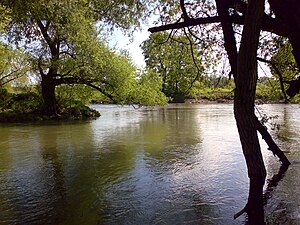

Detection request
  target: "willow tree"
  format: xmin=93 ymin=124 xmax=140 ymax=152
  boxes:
xmin=148 ymin=0 xmax=299 ymax=222
xmin=0 ymin=44 xmax=31 ymax=89
xmin=0 ymin=0 xmax=167 ymax=115
xmin=141 ymin=32 xmax=206 ymax=102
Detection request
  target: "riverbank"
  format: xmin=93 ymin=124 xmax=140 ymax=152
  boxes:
xmin=0 ymin=97 xmax=292 ymax=123
xmin=184 ymin=97 xmax=289 ymax=104
xmin=0 ymin=106 xmax=100 ymax=123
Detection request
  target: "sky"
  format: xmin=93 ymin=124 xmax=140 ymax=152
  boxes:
xmin=108 ymin=24 xmax=272 ymax=77
xmin=109 ymin=27 xmax=151 ymax=69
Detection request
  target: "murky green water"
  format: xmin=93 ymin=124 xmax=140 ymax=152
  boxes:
xmin=0 ymin=104 xmax=299 ymax=224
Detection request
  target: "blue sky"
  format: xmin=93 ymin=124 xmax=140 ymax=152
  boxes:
xmin=109 ymin=27 xmax=150 ymax=69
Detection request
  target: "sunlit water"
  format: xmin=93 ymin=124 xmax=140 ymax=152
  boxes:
xmin=0 ymin=104 xmax=299 ymax=225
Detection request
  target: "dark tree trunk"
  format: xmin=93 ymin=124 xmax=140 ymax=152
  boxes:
xmin=41 ymin=74 xmax=57 ymax=115
xmin=234 ymin=0 xmax=266 ymax=223
xmin=215 ymin=1 xmax=290 ymax=168
xmin=215 ymin=0 xmax=238 ymax=79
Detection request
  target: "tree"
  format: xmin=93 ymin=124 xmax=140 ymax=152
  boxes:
xmin=233 ymin=1 xmax=266 ymax=222
xmin=141 ymin=32 xmax=205 ymax=102
xmin=148 ymin=0 xmax=298 ymax=222
xmin=0 ymin=44 xmax=31 ymax=89
xmin=0 ymin=3 xmax=10 ymax=33
xmin=1 ymin=0 xmax=167 ymax=115
xmin=270 ymin=41 xmax=300 ymax=101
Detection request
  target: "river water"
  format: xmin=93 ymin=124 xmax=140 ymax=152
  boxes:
xmin=0 ymin=104 xmax=299 ymax=225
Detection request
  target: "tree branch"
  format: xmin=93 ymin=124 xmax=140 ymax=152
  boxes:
xmin=257 ymin=57 xmax=288 ymax=102
xmin=149 ymin=14 xmax=289 ymax=38
xmin=180 ymin=0 xmax=190 ymax=20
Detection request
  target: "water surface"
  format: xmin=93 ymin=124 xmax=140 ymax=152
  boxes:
xmin=0 ymin=104 xmax=299 ymax=224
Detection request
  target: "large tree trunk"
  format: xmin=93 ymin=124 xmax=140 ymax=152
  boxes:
xmin=234 ymin=0 xmax=266 ymax=223
xmin=41 ymin=74 xmax=57 ymax=115
xmin=215 ymin=1 xmax=290 ymax=167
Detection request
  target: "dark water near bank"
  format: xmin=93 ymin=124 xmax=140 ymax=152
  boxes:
xmin=0 ymin=104 xmax=299 ymax=225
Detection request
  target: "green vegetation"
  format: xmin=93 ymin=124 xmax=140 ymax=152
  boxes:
xmin=141 ymin=32 xmax=205 ymax=102
xmin=0 ymin=0 xmax=168 ymax=121
xmin=0 ymin=0 xmax=299 ymax=123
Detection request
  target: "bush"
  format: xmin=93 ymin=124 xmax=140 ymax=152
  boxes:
xmin=0 ymin=91 xmax=42 ymax=113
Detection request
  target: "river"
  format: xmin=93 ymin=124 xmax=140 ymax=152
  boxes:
xmin=0 ymin=104 xmax=299 ymax=224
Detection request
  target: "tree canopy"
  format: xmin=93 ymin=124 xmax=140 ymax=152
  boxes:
xmin=0 ymin=44 xmax=31 ymax=89
xmin=141 ymin=31 xmax=205 ymax=102
xmin=0 ymin=0 xmax=168 ymax=115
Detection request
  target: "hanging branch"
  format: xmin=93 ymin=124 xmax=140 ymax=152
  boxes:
xmin=182 ymin=27 xmax=202 ymax=94
xmin=257 ymin=57 xmax=288 ymax=102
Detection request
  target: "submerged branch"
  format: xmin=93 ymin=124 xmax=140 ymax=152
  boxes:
xmin=255 ymin=116 xmax=291 ymax=166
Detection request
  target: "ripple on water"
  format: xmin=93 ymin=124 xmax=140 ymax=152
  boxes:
xmin=0 ymin=104 xmax=300 ymax=225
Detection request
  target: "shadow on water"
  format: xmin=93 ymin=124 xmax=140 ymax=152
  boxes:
xmin=264 ymin=164 xmax=290 ymax=204
xmin=235 ymin=163 xmax=289 ymax=225
xmin=241 ymin=104 xmax=300 ymax=224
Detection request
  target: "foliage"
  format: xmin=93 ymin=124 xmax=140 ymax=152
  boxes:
xmin=256 ymin=77 xmax=285 ymax=102
xmin=0 ymin=43 xmax=32 ymax=88
xmin=0 ymin=4 xmax=11 ymax=33
xmin=56 ymin=85 xmax=99 ymax=105
xmin=0 ymin=88 xmax=100 ymax=121
xmin=0 ymin=0 xmax=168 ymax=115
xmin=141 ymin=31 xmax=205 ymax=101
xmin=270 ymin=41 xmax=300 ymax=96
xmin=271 ymin=41 xmax=299 ymax=79
xmin=189 ymin=77 xmax=235 ymax=101
xmin=130 ymin=70 xmax=169 ymax=105
xmin=0 ymin=91 xmax=42 ymax=113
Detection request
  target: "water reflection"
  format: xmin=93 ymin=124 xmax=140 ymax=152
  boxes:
xmin=261 ymin=104 xmax=300 ymax=224
xmin=0 ymin=104 xmax=299 ymax=224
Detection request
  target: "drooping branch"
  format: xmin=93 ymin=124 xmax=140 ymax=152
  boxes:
xmin=182 ymin=28 xmax=202 ymax=94
xmin=53 ymin=76 xmax=117 ymax=103
xmin=257 ymin=57 xmax=288 ymax=102
xmin=254 ymin=116 xmax=290 ymax=166
xmin=86 ymin=82 xmax=115 ymax=102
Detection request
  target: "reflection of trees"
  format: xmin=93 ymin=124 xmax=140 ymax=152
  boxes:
xmin=0 ymin=126 xmax=15 ymax=222
xmin=39 ymin=122 xmax=138 ymax=224
xmin=0 ymin=120 xmax=139 ymax=224
xmin=263 ymin=105 xmax=300 ymax=224
xmin=276 ymin=106 xmax=293 ymax=143
xmin=0 ymin=105 xmax=251 ymax=224
xmin=142 ymin=107 xmax=202 ymax=163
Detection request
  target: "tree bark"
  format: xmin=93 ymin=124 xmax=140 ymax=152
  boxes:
xmin=234 ymin=0 xmax=266 ymax=223
xmin=255 ymin=117 xmax=290 ymax=166
xmin=214 ymin=2 xmax=290 ymax=167
xmin=41 ymin=74 xmax=57 ymax=115
xmin=215 ymin=0 xmax=238 ymax=79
